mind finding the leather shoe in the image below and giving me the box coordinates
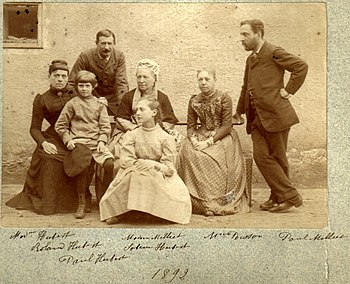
[204,210,215,217]
[269,196,303,213]
[106,216,121,225]
[260,199,278,211]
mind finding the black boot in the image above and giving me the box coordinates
[85,191,92,213]
[84,160,95,213]
[75,167,88,219]
[75,194,86,219]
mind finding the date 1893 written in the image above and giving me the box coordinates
[151,268,189,282]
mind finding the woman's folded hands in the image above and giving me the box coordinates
[135,159,173,177]
[190,136,214,151]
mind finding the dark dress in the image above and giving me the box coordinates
[6,86,78,215]
[116,88,178,126]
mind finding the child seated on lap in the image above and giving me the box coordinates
[55,70,114,219]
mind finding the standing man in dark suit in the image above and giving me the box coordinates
[69,29,129,116]
[233,19,308,213]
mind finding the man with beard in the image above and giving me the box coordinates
[233,19,308,213]
[69,29,129,116]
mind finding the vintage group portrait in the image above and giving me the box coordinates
[1,1,348,283]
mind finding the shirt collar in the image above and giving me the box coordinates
[97,51,111,62]
[254,40,265,55]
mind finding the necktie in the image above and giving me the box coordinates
[250,52,258,65]
[248,52,258,110]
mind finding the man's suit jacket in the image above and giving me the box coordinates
[236,41,308,134]
[69,48,129,115]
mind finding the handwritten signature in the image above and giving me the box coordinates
[30,240,102,252]
[278,231,349,241]
[58,253,130,265]
[203,231,263,240]
[122,232,186,241]
[123,242,190,252]
[10,230,75,242]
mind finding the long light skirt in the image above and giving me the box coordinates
[100,168,192,224]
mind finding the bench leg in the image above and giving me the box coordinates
[245,157,253,208]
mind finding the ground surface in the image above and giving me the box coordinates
[1,184,327,229]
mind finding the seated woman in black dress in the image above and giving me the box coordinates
[6,60,86,215]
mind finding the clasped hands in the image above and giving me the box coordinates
[134,159,173,176]
[134,159,161,171]
[191,136,213,151]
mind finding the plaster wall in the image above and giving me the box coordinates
[2,3,327,185]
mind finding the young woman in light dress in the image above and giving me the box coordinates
[100,98,192,225]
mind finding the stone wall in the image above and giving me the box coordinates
[2,3,327,187]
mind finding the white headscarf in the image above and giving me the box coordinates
[136,59,160,80]
[132,59,160,111]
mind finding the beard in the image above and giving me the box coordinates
[242,42,254,51]
[242,37,259,51]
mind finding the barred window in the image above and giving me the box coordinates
[3,3,42,48]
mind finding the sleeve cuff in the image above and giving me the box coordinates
[98,134,108,144]
[62,134,73,145]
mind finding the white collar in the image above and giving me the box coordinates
[97,51,111,62]
[254,40,265,55]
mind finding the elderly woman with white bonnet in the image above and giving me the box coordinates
[109,59,179,175]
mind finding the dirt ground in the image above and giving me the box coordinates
[1,184,327,229]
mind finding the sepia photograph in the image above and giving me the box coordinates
[1,2,326,229]
[1,1,348,283]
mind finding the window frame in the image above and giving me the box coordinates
[3,2,43,49]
